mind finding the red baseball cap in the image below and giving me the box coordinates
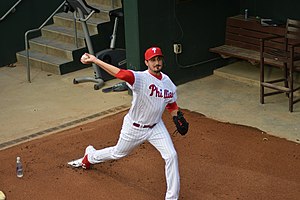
[144,47,164,60]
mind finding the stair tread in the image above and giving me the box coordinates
[16,0,123,75]
[18,50,71,65]
[42,24,88,38]
[70,2,119,13]
[30,37,85,51]
[90,2,119,12]
[55,12,110,25]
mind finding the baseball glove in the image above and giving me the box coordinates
[173,110,189,135]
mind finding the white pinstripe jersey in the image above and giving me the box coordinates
[126,70,177,125]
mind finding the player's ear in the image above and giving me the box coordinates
[144,60,149,67]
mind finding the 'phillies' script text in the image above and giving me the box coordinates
[148,84,174,98]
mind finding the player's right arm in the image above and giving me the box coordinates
[81,53,120,77]
[81,53,134,85]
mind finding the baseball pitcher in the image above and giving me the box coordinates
[68,47,189,200]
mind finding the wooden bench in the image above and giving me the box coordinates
[209,15,292,67]
[210,15,300,112]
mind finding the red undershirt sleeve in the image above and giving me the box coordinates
[166,102,179,113]
[115,69,135,85]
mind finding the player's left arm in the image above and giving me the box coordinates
[166,102,189,135]
[166,102,179,116]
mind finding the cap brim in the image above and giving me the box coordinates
[146,54,164,60]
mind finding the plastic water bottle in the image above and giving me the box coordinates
[244,9,248,20]
[16,156,23,178]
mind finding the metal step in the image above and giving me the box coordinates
[41,24,89,46]
[86,0,122,9]
[29,37,86,60]
[16,50,87,75]
[53,12,110,35]
[16,0,123,75]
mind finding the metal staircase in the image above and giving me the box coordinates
[16,0,122,75]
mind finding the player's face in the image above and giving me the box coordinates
[145,56,163,75]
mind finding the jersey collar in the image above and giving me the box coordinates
[148,70,163,80]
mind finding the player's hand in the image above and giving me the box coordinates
[80,53,96,64]
[173,110,189,135]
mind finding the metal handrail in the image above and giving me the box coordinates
[0,0,22,22]
[25,0,66,83]
[73,12,79,48]
[72,9,95,48]
[72,9,96,49]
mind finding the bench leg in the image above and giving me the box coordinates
[260,58,265,104]
[289,63,294,112]
[284,63,289,97]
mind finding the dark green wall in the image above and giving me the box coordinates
[168,0,240,84]
[123,0,239,84]
[0,0,63,67]
[3,0,300,84]
[240,0,300,21]
[122,0,140,71]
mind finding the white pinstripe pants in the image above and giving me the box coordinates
[88,114,180,200]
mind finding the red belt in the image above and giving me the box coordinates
[133,122,157,129]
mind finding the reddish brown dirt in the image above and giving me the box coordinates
[0,110,299,200]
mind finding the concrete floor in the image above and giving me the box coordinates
[1,61,300,150]
[178,61,300,143]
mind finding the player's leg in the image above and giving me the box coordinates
[87,115,147,164]
[69,115,146,168]
[88,133,143,164]
[148,121,180,200]
[68,129,144,168]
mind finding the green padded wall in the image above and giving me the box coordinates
[123,0,239,84]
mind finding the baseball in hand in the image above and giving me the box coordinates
[81,54,89,62]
